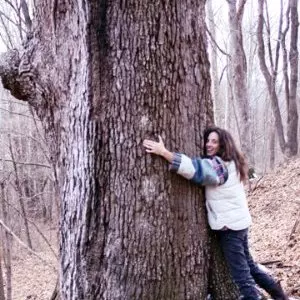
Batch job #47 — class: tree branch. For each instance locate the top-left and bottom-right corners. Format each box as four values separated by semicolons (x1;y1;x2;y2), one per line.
1;0;19;16
206;27;230;57
0;158;51;169
0;29;10;50
20;0;32;32
0;106;38;119
237;0;247;23
0;11;14;49
0;10;25;31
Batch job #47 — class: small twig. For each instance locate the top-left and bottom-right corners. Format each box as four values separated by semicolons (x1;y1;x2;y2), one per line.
260;261;293;269
219;65;228;84
0;106;39;120
1;0;19;16
248;176;265;194
0;11;24;29
260;260;282;266
288;212;299;241
0;158;51;169
0;97;29;105
205;26;230;57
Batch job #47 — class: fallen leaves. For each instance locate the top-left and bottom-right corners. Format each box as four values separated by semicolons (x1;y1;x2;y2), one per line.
249;158;300;298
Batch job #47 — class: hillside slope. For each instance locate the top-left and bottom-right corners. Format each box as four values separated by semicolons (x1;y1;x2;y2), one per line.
10;158;300;299
249;158;300;298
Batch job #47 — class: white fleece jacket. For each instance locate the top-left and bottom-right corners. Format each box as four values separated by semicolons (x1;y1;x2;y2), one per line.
205;160;252;230
170;154;252;230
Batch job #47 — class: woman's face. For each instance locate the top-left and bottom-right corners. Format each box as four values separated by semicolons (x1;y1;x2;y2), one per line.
206;131;220;156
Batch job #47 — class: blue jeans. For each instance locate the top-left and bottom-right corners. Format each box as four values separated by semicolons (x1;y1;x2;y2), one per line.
217;228;281;300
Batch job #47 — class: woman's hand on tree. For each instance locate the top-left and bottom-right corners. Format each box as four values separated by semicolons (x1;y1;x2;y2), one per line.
143;135;166;156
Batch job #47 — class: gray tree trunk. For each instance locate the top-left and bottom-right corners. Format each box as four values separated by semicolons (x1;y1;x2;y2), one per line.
286;0;298;156
8;137;32;249
227;0;253;166
269;125;275;170
0;184;5;300
0;253;4;300
0;1;238;299
207;0;224;127
0;183;12;300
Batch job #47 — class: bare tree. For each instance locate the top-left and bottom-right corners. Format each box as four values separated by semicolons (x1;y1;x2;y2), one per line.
285;0;299;155
226;0;253;165
0;252;4;300
8;136;32;248
206;0;223;126
0;0;58;298
0;0;32;45
0;181;11;300
257;0;299;157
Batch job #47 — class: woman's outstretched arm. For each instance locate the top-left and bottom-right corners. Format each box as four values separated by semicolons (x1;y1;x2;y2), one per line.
143;136;228;186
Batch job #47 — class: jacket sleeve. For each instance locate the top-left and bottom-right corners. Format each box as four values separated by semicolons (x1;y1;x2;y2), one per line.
169;153;228;186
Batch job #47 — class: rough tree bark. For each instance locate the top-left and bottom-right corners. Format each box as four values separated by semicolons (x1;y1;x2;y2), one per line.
0;1;238;299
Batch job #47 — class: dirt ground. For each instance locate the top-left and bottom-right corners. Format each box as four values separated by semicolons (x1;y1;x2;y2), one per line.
9;158;300;299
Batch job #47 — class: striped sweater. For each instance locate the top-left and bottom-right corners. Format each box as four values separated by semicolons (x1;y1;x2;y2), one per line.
170;153;252;230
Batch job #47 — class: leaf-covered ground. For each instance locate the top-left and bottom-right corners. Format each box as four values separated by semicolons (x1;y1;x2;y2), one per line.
10;229;57;300
9;158;300;299
249;158;300;298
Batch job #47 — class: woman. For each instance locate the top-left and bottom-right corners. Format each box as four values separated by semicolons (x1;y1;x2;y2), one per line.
143;127;288;300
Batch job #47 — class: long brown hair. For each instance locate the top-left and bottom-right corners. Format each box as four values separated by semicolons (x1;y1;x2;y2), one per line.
203;127;248;182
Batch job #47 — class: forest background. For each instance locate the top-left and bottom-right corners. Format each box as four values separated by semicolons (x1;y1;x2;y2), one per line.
0;0;299;299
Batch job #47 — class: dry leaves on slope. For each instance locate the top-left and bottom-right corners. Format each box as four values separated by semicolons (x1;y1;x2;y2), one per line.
248;158;300;298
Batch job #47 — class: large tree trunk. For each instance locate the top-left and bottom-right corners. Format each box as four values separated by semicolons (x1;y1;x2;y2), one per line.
0;1;237;299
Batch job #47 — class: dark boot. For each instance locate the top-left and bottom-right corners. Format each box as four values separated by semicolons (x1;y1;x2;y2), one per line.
267;281;289;300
